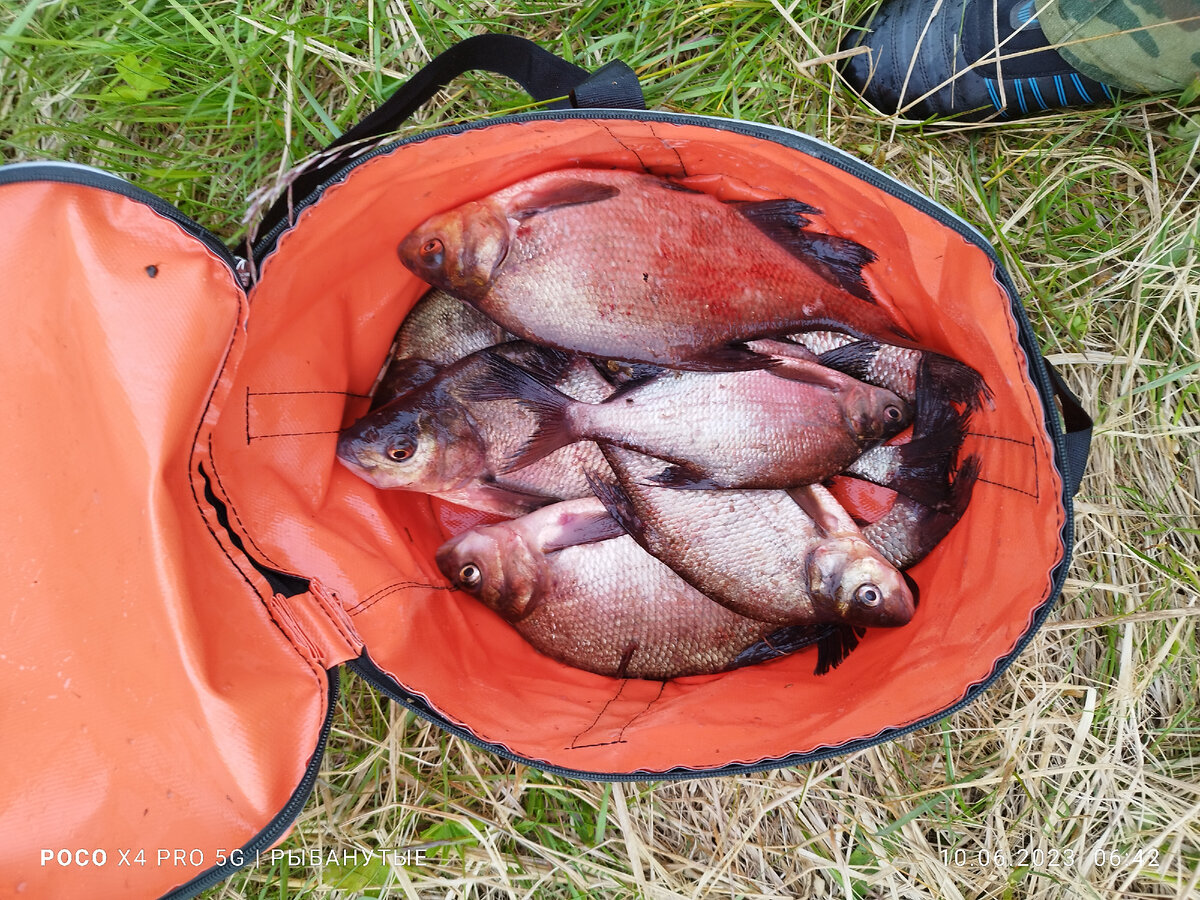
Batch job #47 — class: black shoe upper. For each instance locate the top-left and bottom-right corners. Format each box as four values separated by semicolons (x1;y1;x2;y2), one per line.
841;0;1116;120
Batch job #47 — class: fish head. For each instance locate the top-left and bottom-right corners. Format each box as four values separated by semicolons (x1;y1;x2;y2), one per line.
843;383;910;444
435;525;543;621
398;201;511;303
335;391;485;492
807;536;915;627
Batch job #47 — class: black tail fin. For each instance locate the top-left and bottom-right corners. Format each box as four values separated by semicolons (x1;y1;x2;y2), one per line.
911;363;970;441
817;340;879;382
845;421;965;507
920;352;993;414
821;342;992;417
947;453;982;518
861;453;982;569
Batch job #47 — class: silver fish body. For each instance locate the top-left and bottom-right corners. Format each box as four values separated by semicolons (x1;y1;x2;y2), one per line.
480;354;910;490
593;446;915;628
398;168;911;370
435;499;782;679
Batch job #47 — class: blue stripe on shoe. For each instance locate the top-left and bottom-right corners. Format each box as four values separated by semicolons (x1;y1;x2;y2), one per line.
1028;78;1048;109
1015;79;1028;114
985;78;1003;111
1071;73;1092;103
1100;82;1114;99
1054;75;1068;106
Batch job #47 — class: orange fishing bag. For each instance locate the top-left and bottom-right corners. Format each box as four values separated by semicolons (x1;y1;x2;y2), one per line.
0;35;1091;899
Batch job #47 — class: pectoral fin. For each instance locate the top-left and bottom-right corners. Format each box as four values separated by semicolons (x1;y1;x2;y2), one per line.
539;504;627;552
510;181;620;220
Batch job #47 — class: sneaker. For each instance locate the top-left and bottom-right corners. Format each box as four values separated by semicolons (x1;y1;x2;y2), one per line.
840;0;1118;120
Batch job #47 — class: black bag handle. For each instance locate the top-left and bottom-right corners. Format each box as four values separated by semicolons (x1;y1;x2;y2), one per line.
255;33;645;242
1042;360;1092;499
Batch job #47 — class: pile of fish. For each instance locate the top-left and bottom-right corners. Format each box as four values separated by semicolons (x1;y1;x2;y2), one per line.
337;167;989;681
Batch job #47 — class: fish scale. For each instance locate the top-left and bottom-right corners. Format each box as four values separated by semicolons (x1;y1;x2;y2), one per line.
480;354;910;490
435;499;782;680
398;168;912;369
370;288;511;408
592;446;915;628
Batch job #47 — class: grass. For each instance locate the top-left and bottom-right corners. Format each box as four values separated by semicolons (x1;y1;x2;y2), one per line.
4;0;1198;897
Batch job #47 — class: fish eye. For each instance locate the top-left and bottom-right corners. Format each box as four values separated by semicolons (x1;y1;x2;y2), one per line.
458;563;482;589
386;439;416;463
419;238;444;266
884;405;903;421
854;584;882;607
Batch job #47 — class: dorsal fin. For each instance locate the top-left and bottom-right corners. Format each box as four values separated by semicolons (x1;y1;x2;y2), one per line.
733;200;878;302
729;198;820;228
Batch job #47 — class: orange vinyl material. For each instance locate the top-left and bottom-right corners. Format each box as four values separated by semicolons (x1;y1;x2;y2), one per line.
0;180;332;897
209;116;1065;775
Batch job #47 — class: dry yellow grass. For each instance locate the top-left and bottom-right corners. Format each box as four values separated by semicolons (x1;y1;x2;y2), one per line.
4;1;1197;898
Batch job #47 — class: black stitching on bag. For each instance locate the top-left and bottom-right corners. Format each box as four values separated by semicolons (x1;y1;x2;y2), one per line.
645;122;688;177
346;580;451;616
568;680;666;750
599;123;649;172
963;430;1042;499
249;429;344;440
244;388;370;441
315;587;360;651
570;681;631;749
207;440;283;570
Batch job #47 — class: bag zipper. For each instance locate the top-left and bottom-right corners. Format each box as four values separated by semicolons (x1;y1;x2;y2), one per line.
156;669;340;900
0;160;245;281
257;110;1076;780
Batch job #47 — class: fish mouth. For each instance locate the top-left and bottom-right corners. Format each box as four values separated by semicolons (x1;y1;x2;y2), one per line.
335;452;389;487
335;433;376;470
334;439;405;489
871;596;915;627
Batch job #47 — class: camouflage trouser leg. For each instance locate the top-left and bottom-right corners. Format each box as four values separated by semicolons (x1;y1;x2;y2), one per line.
1038;0;1200;92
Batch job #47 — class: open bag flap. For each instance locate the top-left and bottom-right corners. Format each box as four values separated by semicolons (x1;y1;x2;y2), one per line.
210;114;1068;777
0;167;336;897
